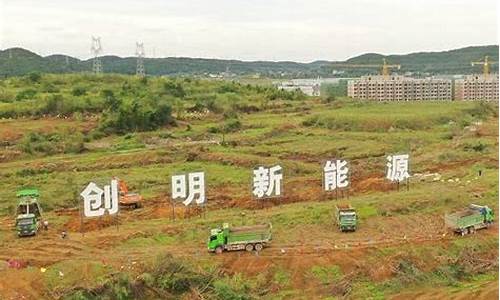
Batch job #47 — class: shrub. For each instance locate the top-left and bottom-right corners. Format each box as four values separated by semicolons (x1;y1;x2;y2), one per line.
102;89;122;110
27;72;42;83
42;94;65;115
223;119;242;133
15;88;37;101
0;89;15;102
40;82;59;93
217;82;239;93
100;99;173;134
18;131;85;155
71;86;87;96
463;141;488;152
466;101;498;119
163;81;186;98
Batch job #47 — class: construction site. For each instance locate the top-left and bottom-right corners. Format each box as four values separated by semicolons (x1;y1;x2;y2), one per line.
0;0;498;297
0;68;498;299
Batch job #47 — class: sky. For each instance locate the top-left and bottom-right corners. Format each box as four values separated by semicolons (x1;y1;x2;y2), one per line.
0;0;498;62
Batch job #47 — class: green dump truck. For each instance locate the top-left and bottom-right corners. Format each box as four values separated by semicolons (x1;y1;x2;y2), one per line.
335;204;357;232
208;223;272;254
445;204;494;236
15;188;44;237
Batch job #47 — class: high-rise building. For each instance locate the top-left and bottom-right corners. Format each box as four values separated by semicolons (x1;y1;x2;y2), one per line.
347;75;452;101
454;74;499;101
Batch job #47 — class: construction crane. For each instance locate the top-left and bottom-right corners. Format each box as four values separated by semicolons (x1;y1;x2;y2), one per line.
333;58;401;76
471;56;498;75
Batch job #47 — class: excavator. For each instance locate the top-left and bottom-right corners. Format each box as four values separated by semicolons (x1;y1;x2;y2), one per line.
114;177;143;209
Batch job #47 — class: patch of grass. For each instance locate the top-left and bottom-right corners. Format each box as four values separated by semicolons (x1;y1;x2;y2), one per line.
44;261;110;293
349;281;385;299
357;204;378;219
309;265;342;285
273;268;291;287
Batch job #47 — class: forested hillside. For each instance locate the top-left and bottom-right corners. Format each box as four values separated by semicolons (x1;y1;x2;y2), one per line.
0;45;497;78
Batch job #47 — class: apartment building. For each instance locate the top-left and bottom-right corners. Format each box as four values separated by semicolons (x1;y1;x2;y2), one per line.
454;74;499;101
347;75;452;101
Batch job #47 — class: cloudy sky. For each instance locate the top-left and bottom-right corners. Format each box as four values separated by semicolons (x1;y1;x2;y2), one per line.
0;0;498;62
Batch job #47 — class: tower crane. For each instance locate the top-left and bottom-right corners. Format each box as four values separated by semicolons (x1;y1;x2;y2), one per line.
471;56;498;75
333;58;401;76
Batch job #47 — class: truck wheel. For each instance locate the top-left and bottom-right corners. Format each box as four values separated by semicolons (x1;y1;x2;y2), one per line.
215;246;223;254
245;244;254;252
254;243;263;252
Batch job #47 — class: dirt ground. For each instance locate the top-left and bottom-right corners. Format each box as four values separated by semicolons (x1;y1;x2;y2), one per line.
0;203;497;300
0;119;498;299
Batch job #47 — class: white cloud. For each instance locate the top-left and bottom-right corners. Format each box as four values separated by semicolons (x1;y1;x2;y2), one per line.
0;0;497;61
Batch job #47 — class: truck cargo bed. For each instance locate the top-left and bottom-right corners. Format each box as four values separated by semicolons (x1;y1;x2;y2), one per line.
229;224;271;233
445;209;484;230
336;204;354;210
226;223;272;244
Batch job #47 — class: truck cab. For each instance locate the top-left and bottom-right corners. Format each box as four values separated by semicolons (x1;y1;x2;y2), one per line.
16;213;39;237
469;204;494;224
15;188;43;237
335;204;357;232
208;227;226;253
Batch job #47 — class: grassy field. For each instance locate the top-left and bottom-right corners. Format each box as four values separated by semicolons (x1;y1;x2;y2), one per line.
0;74;498;299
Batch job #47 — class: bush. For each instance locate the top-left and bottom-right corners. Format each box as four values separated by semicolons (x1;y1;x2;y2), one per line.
18;131;85;155
0;89;15;102
163;81;186;98
466;101;498;119
208;119;242;134
223;119;242;133
72;86;87;96
217;82;239;93
463;141;488;152
40;82;59;93
64;253;265;299
150;253;211;294
42;94;65;115
15;88;37;101
100;98;174;134
321;80;347;98
102;89;122;110
27;72;42;83
214;280;253;300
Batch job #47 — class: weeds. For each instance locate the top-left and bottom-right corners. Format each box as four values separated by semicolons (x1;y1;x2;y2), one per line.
64;253;262;300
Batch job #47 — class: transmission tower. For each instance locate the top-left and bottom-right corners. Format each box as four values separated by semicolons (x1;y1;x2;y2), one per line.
135;42;146;77
90;36;103;74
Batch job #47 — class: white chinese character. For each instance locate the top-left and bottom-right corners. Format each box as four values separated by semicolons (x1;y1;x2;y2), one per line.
386;154;410;182
324;160;349;191
171;172;206;206
80;180;119;217
253;165;283;198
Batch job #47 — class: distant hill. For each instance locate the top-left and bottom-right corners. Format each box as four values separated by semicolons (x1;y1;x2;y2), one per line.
342;45;499;75
0;45;498;78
